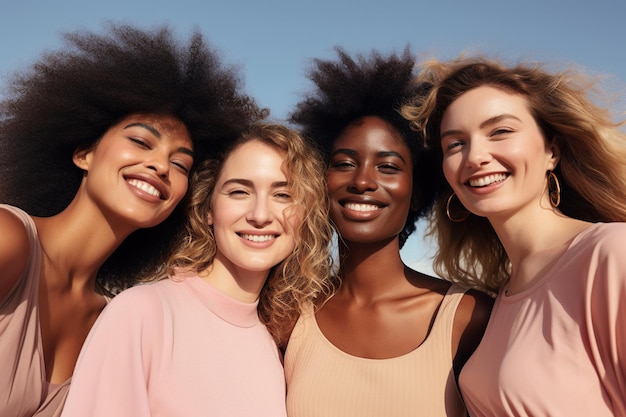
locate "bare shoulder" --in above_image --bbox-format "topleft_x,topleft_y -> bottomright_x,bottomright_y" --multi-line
0,208 -> 32,302
455,288 -> 494,326
451,287 -> 494,377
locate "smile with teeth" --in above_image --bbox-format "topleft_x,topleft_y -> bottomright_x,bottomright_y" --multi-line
128,179 -> 161,198
240,233 -> 276,242
344,202 -> 381,212
468,173 -> 508,187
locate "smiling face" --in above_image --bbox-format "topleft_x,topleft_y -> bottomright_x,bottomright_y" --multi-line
440,85 -> 559,221
73,113 -> 193,231
208,139 -> 300,276
327,116 -> 413,245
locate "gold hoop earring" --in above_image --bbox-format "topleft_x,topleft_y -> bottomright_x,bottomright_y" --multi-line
446,193 -> 470,222
548,171 -> 561,208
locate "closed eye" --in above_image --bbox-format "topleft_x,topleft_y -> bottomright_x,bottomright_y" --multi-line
129,137 -> 151,148
491,128 -> 513,136
171,160 -> 190,175
377,163 -> 401,173
274,191 -> 293,201
228,189 -> 250,197
330,160 -> 355,170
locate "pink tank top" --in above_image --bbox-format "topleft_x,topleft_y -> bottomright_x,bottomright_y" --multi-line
0,204 -> 70,417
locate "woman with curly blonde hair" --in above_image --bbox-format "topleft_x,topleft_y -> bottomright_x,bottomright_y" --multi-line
402,55 -> 626,416
61,123 -> 333,417
164,123 -> 334,348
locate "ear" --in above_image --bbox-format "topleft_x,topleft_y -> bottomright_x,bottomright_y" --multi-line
547,138 -> 561,171
72,147 -> 94,171
206,211 -> 213,226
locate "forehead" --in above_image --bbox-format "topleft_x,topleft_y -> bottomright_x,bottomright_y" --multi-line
218,139 -> 287,180
116,113 -> 191,140
334,116 -> 409,153
444,86 -> 531,122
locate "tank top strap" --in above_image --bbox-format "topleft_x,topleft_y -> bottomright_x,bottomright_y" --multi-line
0,204 -> 42,297
0,204 -> 39,243
426,284 -> 468,345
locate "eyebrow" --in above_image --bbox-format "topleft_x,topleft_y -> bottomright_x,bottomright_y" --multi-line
331,148 -> 407,163
440,114 -> 523,140
221,178 -> 290,188
124,122 -> 194,157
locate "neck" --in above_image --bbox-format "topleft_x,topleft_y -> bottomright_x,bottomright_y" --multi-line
489,205 -> 590,292
338,237 -> 407,298
34,199 -> 134,290
200,254 -> 269,303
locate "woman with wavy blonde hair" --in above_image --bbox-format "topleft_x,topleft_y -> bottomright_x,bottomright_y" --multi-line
61,123 -> 333,417
402,56 -> 626,416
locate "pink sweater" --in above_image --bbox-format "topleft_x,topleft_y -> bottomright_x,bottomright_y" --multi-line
61,273 -> 287,417
459,222 -> 626,416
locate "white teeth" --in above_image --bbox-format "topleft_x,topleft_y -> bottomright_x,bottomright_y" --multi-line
128,179 -> 161,197
469,173 -> 507,187
241,234 -> 275,242
344,202 -> 380,212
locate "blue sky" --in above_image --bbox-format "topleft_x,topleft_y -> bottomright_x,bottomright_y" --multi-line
2,0 -> 625,275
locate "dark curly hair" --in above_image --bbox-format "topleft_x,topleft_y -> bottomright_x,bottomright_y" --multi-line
289,47 -> 439,248
0,23 -> 266,294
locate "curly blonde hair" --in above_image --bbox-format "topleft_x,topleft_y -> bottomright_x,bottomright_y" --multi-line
160,123 -> 334,348
402,56 -> 626,294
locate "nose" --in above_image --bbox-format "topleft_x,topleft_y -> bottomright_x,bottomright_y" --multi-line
246,196 -> 273,227
146,151 -> 170,178
347,165 -> 377,193
464,139 -> 492,168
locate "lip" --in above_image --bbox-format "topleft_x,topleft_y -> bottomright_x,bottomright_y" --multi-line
124,173 -> 168,200
464,172 -> 509,189
337,197 -> 386,220
237,231 -> 280,248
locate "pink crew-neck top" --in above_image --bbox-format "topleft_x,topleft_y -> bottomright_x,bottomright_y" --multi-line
61,273 -> 287,417
460,222 -> 626,416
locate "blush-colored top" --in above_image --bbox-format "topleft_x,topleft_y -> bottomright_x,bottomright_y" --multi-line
284,285 -> 467,417
0,204 -> 70,417
61,272 -> 287,417
459,222 -> 626,417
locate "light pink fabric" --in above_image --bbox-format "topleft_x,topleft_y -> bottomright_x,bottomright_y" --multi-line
285,285 -> 467,417
61,273 -> 287,417
460,222 -> 626,417
0,204 -> 70,417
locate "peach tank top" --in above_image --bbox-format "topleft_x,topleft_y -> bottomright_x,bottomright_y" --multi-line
285,285 -> 467,417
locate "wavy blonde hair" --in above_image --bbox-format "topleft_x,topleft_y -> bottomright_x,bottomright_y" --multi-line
402,56 -> 626,294
160,123 -> 334,348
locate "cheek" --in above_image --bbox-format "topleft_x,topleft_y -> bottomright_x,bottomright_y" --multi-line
283,206 -> 303,234
442,156 -> 460,184
172,178 -> 190,203
325,173 -> 342,194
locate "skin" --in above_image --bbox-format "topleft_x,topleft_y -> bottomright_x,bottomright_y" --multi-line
315,116 -> 493,376
440,85 -> 591,295
0,113 -> 193,384
201,139 -> 300,303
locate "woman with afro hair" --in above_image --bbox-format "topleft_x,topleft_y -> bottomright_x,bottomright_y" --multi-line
283,47 -> 493,417
0,23 -> 264,417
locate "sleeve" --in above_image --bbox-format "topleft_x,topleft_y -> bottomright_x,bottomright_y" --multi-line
586,224 -> 626,414
61,285 -> 165,417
